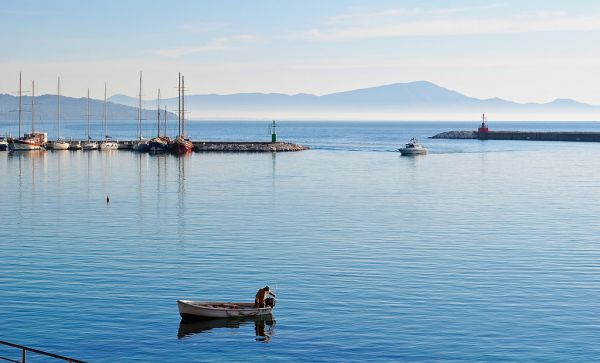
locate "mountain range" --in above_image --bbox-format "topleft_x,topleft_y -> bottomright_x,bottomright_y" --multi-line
108,81 -> 600,121
2,81 -> 599,122
0,93 -> 177,122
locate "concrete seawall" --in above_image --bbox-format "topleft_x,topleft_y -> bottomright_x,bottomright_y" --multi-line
431,130 -> 600,142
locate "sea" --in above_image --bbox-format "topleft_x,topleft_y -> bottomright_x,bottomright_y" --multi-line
1,120 -> 600,362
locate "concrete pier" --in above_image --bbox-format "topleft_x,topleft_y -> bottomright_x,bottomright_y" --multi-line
431,130 -> 600,142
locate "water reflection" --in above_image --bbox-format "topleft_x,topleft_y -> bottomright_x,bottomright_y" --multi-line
177,315 -> 276,342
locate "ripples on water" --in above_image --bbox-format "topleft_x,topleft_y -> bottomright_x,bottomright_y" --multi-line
1,122 -> 600,362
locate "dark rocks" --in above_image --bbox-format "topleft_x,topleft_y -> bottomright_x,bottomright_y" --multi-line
193,141 -> 309,152
430,130 -> 477,139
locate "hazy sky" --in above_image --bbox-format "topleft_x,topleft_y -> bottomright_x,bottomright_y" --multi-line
2,0 -> 600,104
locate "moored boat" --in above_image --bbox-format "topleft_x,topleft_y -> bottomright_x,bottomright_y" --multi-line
0,136 -> 8,151
399,137 -> 427,155
169,73 -> 193,154
10,78 -> 46,151
82,89 -> 98,151
149,89 -> 170,152
177,300 -> 275,320
51,77 -> 70,150
99,83 -> 119,150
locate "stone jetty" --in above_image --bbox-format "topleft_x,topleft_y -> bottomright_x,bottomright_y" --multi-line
193,141 -> 309,152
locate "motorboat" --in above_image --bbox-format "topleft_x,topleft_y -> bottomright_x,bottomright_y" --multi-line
0,136 -> 8,151
399,138 -> 427,155
100,137 -> 119,150
177,300 -> 275,320
51,139 -> 70,150
83,139 -> 99,150
69,141 -> 82,150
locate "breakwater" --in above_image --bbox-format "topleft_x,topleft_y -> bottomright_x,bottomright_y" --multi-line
41,140 -> 308,152
431,130 -> 600,142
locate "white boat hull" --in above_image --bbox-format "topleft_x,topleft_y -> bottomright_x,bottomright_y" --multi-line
52,141 -> 70,150
100,142 -> 119,150
83,142 -> 99,150
399,147 -> 427,155
177,300 -> 274,320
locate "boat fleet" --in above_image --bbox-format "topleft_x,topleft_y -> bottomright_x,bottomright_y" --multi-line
4,72 -> 193,155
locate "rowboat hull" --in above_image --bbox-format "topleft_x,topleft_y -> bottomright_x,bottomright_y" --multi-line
177,300 -> 274,320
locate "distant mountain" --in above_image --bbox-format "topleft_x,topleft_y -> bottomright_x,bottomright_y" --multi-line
0,93 -> 177,122
106,81 -> 600,121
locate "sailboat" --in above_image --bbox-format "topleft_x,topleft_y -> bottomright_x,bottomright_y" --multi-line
100,83 -> 119,150
169,73 -> 193,154
51,77 -> 70,150
10,76 -> 47,151
133,72 -> 149,152
82,89 -> 98,150
149,89 -> 170,152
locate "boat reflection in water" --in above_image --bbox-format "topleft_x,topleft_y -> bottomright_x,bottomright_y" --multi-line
177,315 -> 276,342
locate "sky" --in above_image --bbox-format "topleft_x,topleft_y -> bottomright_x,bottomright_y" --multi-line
2,0 -> 600,104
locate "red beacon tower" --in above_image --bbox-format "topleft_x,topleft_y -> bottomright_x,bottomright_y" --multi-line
478,113 -> 489,133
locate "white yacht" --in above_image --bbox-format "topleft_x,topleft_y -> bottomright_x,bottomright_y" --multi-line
399,138 -> 427,155
52,78 -> 70,150
0,136 -> 8,151
99,83 -> 119,150
82,88 -> 98,151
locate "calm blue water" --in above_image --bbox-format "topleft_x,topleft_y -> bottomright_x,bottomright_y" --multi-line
1,121 -> 600,362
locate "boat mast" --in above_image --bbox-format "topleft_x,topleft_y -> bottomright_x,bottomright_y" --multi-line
18,72 -> 22,137
57,77 -> 61,139
182,75 -> 185,137
157,88 -> 160,137
163,105 -> 167,137
87,88 -> 90,140
178,72 -> 181,137
31,80 -> 35,133
104,83 -> 107,139
138,72 -> 142,140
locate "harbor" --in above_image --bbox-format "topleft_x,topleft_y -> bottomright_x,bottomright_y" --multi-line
3,72 -> 308,153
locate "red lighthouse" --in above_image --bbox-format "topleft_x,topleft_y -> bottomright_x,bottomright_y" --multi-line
478,113 -> 489,133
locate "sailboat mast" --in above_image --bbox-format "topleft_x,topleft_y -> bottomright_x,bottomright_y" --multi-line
178,72 -> 181,137
104,83 -> 107,138
31,80 -> 35,133
57,77 -> 61,139
157,89 -> 160,137
18,72 -> 22,137
163,105 -> 167,137
87,88 -> 90,140
182,75 -> 185,137
138,72 -> 142,140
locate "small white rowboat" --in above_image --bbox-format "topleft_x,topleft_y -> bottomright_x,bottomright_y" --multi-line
178,300 -> 274,320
